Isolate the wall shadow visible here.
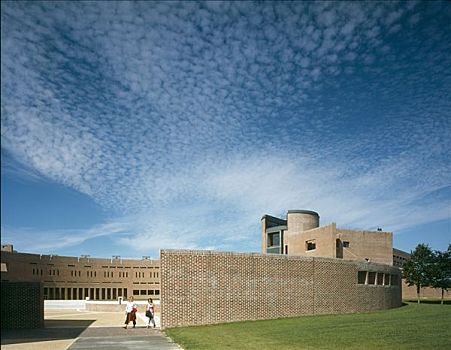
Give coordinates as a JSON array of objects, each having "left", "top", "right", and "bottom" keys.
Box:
[
  {"left": 1, "top": 319, "right": 95, "bottom": 345},
  {"left": 403, "top": 299, "right": 451, "bottom": 305}
]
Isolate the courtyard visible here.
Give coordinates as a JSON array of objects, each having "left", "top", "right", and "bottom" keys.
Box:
[{"left": 1, "top": 308, "right": 178, "bottom": 350}]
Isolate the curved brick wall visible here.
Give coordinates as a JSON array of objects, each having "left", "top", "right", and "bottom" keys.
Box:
[
  {"left": 287, "top": 210, "right": 319, "bottom": 232},
  {"left": 160, "top": 250, "right": 402, "bottom": 329}
]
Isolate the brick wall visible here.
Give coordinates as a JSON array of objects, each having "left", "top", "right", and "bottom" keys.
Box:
[
  {"left": 160, "top": 250, "right": 402, "bottom": 329},
  {"left": 1, "top": 282, "right": 44, "bottom": 329},
  {"left": 402, "top": 280, "right": 451, "bottom": 299}
]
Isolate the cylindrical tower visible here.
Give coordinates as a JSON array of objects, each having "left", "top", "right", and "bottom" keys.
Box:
[{"left": 287, "top": 210, "right": 320, "bottom": 232}]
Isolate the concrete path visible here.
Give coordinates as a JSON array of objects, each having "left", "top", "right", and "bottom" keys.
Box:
[
  {"left": 1, "top": 309, "right": 180, "bottom": 350},
  {"left": 68, "top": 328, "right": 180, "bottom": 350}
]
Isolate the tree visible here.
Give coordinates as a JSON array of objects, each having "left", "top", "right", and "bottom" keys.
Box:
[
  {"left": 402, "top": 244, "right": 435, "bottom": 304},
  {"left": 429, "top": 245, "right": 451, "bottom": 304}
]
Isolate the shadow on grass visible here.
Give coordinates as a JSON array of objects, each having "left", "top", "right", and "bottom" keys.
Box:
[
  {"left": 403, "top": 299, "right": 451, "bottom": 305},
  {"left": 1, "top": 319, "right": 95, "bottom": 345}
]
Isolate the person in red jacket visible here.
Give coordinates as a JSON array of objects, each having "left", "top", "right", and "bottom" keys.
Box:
[{"left": 123, "top": 296, "right": 137, "bottom": 329}]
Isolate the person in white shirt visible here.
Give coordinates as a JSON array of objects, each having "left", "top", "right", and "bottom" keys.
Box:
[
  {"left": 123, "top": 296, "right": 137, "bottom": 329},
  {"left": 146, "top": 297, "right": 156, "bottom": 328}
]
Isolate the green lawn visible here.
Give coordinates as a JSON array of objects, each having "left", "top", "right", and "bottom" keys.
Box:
[{"left": 165, "top": 302, "right": 451, "bottom": 349}]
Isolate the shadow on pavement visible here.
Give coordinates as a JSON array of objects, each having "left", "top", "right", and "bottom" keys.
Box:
[{"left": 1, "top": 319, "right": 95, "bottom": 345}]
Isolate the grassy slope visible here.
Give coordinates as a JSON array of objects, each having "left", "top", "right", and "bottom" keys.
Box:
[{"left": 166, "top": 302, "right": 451, "bottom": 350}]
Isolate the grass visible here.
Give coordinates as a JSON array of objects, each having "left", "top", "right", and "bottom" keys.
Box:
[{"left": 165, "top": 302, "right": 451, "bottom": 349}]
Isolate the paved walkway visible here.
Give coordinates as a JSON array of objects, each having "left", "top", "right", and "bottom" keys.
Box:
[{"left": 1, "top": 309, "right": 180, "bottom": 350}]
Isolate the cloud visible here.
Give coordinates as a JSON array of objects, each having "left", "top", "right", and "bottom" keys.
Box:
[
  {"left": 1, "top": 1, "right": 450, "bottom": 255},
  {"left": 1, "top": 221, "right": 131, "bottom": 253}
]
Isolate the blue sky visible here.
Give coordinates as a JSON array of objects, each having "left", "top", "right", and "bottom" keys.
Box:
[{"left": 1, "top": 1, "right": 450, "bottom": 259}]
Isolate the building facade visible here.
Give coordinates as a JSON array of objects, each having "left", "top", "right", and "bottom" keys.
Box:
[
  {"left": 393, "top": 248, "right": 411, "bottom": 268},
  {"left": 262, "top": 210, "right": 393, "bottom": 265},
  {"left": 0, "top": 245, "right": 160, "bottom": 301}
]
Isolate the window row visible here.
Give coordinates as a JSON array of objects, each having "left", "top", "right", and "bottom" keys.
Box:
[
  {"left": 32, "top": 268, "right": 43, "bottom": 275},
  {"left": 43, "top": 287, "right": 129, "bottom": 300},
  {"left": 32, "top": 268, "right": 59, "bottom": 276},
  {"left": 132, "top": 289, "right": 160, "bottom": 296},
  {"left": 32, "top": 268, "right": 159, "bottom": 279},
  {"left": 78, "top": 265, "right": 159, "bottom": 269},
  {"left": 135, "top": 272, "right": 159, "bottom": 278},
  {"left": 357, "top": 271, "right": 399, "bottom": 286}
]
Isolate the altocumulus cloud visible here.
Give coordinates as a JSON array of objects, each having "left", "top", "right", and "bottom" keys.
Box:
[{"left": 1, "top": 1, "right": 450, "bottom": 255}]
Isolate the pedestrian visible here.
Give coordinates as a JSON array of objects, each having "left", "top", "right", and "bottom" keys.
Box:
[
  {"left": 123, "top": 296, "right": 137, "bottom": 329},
  {"left": 146, "top": 297, "right": 156, "bottom": 328}
]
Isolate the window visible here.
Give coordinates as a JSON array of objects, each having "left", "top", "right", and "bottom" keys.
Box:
[
  {"left": 306, "top": 240, "right": 316, "bottom": 251},
  {"left": 343, "top": 241, "right": 350, "bottom": 248},
  {"left": 140, "top": 290, "right": 147, "bottom": 295},
  {"left": 358, "top": 271, "right": 367, "bottom": 284},
  {"left": 133, "top": 290, "right": 139, "bottom": 296},
  {"left": 155, "top": 290, "right": 160, "bottom": 295},
  {"left": 368, "top": 272, "right": 376, "bottom": 285},
  {"left": 267, "top": 232, "right": 280, "bottom": 247},
  {"left": 377, "top": 273, "right": 384, "bottom": 285},
  {"left": 148, "top": 290, "right": 154, "bottom": 295},
  {"left": 285, "top": 245, "right": 288, "bottom": 255},
  {"left": 384, "top": 274, "right": 390, "bottom": 285}
]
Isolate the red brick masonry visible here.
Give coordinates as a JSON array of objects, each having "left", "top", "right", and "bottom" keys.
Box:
[{"left": 160, "top": 250, "right": 402, "bottom": 328}]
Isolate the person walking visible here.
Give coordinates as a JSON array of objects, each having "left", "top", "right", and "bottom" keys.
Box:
[
  {"left": 146, "top": 297, "right": 156, "bottom": 328},
  {"left": 123, "top": 296, "right": 137, "bottom": 329}
]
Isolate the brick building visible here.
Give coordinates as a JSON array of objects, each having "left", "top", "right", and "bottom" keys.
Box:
[
  {"left": 0, "top": 245, "right": 160, "bottom": 301},
  {"left": 262, "top": 210, "right": 393, "bottom": 265},
  {"left": 393, "top": 248, "right": 411, "bottom": 268}
]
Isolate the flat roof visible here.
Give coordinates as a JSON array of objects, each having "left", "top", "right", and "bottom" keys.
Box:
[{"left": 287, "top": 210, "right": 319, "bottom": 216}]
